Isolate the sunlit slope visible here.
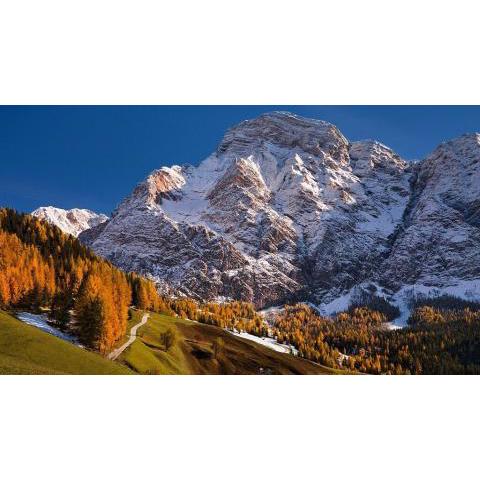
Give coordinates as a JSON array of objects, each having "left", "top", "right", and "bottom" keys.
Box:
[{"left": 120, "top": 311, "right": 343, "bottom": 375}]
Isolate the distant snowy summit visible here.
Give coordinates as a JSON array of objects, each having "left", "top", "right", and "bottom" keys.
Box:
[{"left": 32, "top": 206, "right": 108, "bottom": 237}]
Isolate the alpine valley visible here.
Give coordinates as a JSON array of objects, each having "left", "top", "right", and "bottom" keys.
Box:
[{"left": 3, "top": 110, "right": 479, "bottom": 375}]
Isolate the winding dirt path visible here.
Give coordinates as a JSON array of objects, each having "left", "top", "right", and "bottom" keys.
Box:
[{"left": 108, "top": 313, "right": 149, "bottom": 361}]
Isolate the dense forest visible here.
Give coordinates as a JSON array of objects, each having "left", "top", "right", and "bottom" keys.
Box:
[
  {"left": 168, "top": 298, "right": 269, "bottom": 336},
  {"left": 272, "top": 301, "right": 480, "bottom": 374},
  {"left": 0, "top": 209, "right": 169, "bottom": 353}
]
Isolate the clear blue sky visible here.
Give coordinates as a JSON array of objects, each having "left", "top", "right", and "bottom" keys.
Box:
[{"left": 1, "top": 106, "right": 480, "bottom": 214}]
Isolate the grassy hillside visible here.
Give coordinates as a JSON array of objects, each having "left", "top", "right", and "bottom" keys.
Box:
[
  {"left": 120, "top": 311, "right": 343, "bottom": 374},
  {"left": 0, "top": 310, "right": 132, "bottom": 374},
  {"left": 0, "top": 308, "right": 344, "bottom": 375}
]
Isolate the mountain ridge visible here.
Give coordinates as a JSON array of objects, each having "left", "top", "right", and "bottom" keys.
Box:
[{"left": 38, "top": 111, "right": 480, "bottom": 312}]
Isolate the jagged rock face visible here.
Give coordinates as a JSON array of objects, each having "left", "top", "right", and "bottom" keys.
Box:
[
  {"left": 380, "top": 134, "right": 480, "bottom": 290},
  {"left": 79, "top": 112, "right": 480, "bottom": 307},
  {"left": 307, "top": 140, "right": 412, "bottom": 302},
  {"left": 32, "top": 206, "right": 108, "bottom": 237}
]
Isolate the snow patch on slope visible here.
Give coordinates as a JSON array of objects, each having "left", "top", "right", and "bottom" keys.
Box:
[
  {"left": 16, "top": 312, "right": 80, "bottom": 344},
  {"left": 229, "top": 330, "right": 298, "bottom": 356}
]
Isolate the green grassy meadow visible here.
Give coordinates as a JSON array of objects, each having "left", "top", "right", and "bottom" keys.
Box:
[
  {"left": 120, "top": 311, "right": 342, "bottom": 374},
  {"left": 0, "top": 310, "right": 132, "bottom": 375}
]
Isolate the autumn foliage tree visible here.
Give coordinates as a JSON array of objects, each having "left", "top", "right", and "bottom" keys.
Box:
[
  {"left": 74, "top": 266, "right": 131, "bottom": 353},
  {"left": 128, "top": 273, "right": 174, "bottom": 315},
  {"left": 161, "top": 327, "right": 177, "bottom": 352},
  {"left": 0, "top": 231, "right": 56, "bottom": 308}
]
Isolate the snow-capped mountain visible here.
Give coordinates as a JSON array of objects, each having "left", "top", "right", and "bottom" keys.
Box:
[
  {"left": 378, "top": 133, "right": 480, "bottom": 301},
  {"left": 32, "top": 206, "right": 108, "bottom": 237},
  {"left": 78, "top": 112, "right": 480, "bottom": 309}
]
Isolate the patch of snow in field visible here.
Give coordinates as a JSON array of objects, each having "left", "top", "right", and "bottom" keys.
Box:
[
  {"left": 258, "top": 305, "right": 284, "bottom": 319},
  {"left": 385, "top": 321, "right": 404, "bottom": 330},
  {"left": 229, "top": 330, "right": 298, "bottom": 356},
  {"left": 16, "top": 312, "right": 79, "bottom": 344}
]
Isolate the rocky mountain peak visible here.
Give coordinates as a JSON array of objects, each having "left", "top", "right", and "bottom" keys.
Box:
[
  {"left": 439, "top": 131, "right": 480, "bottom": 152},
  {"left": 78, "top": 114, "right": 480, "bottom": 311},
  {"left": 377, "top": 131, "right": 480, "bottom": 300},
  {"left": 350, "top": 140, "right": 407, "bottom": 174},
  {"left": 115, "top": 165, "right": 186, "bottom": 213},
  {"left": 217, "top": 111, "right": 349, "bottom": 164}
]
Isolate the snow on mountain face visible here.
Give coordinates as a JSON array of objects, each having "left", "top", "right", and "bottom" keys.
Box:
[
  {"left": 32, "top": 206, "right": 108, "bottom": 237},
  {"left": 380, "top": 134, "right": 480, "bottom": 290},
  {"left": 78, "top": 112, "right": 480, "bottom": 308}
]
